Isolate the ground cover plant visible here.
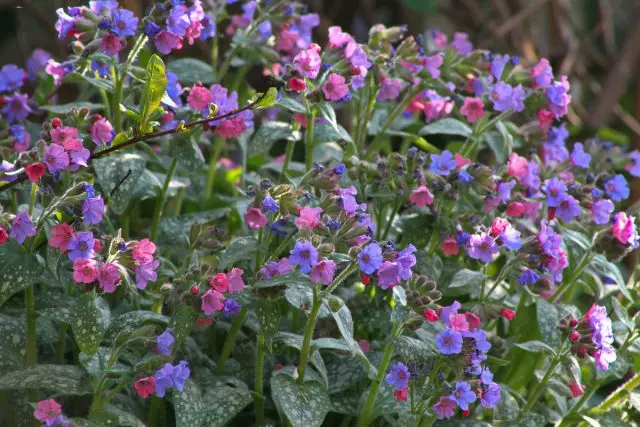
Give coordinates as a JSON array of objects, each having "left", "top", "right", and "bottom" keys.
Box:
[{"left": 0, "top": 1, "right": 640, "bottom": 426}]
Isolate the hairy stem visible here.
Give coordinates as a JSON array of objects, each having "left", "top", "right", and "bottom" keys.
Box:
[
  {"left": 255, "top": 333, "right": 266, "bottom": 426},
  {"left": 215, "top": 306, "right": 248, "bottom": 375}
]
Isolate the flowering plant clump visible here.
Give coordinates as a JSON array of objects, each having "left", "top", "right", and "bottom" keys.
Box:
[{"left": 1, "top": 1, "right": 640, "bottom": 426}]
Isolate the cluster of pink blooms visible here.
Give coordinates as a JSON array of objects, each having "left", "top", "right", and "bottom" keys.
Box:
[{"left": 200, "top": 268, "right": 245, "bottom": 317}]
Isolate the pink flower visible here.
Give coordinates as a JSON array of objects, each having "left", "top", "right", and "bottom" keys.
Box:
[
  {"left": 34, "top": 399, "right": 62, "bottom": 422},
  {"left": 295, "top": 206, "right": 323, "bottom": 229},
  {"left": 49, "top": 223, "right": 74, "bottom": 252},
  {"left": 490, "top": 217, "right": 509, "bottom": 236},
  {"left": 134, "top": 376, "right": 156, "bottom": 399},
  {"left": 185, "top": 21, "right": 202, "bottom": 44},
  {"left": 409, "top": 185, "right": 434, "bottom": 208},
  {"left": 293, "top": 48, "right": 321, "bottom": 79},
  {"left": 440, "top": 237, "right": 459, "bottom": 256},
  {"left": 214, "top": 115, "right": 250, "bottom": 139},
  {"left": 100, "top": 33, "right": 125, "bottom": 56},
  {"left": 50, "top": 126, "right": 78, "bottom": 145},
  {"left": 448, "top": 313, "right": 470, "bottom": 331},
  {"left": 328, "top": 26, "right": 352, "bottom": 49},
  {"left": 132, "top": 239, "right": 156, "bottom": 264},
  {"left": 612, "top": 212, "right": 639, "bottom": 246},
  {"left": 201, "top": 289, "right": 224, "bottom": 315},
  {"left": 506, "top": 153, "right": 529, "bottom": 180},
  {"left": 322, "top": 73, "right": 349, "bottom": 101},
  {"left": 460, "top": 97, "right": 485, "bottom": 123},
  {"left": 506, "top": 201, "right": 525, "bottom": 217},
  {"left": 227, "top": 268, "right": 245, "bottom": 294},
  {"left": 187, "top": 85, "right": 212, "bottom": 111},
  {"left": 73, "top": 258, "right": 99, "bottom": 284},
  {"left": 210, "top": 272, "right": 230, "bottom": 293},
  {"left": 98, "top": 263, "right": 120, "bottom": 293},
  {"left": 244, "top": 207, "right": 267, "bottom": 229},
  {"left": 454, "top": 153, "right": 472, "bottom": 168},
  {"left": 154, "top": 31, "right": 183, "bottom": 55},
  {"left": 358, "top": 339, "right": 370, "bottom": 353},
  {"left": 537, "top": 109, "right": 554, "bottom": 132},
  {"left": 90, "top": 117, "right": 114, "bottom": 146},
  {"left": 309, "top": 259, "right": 337, "bottom": 285},
  {"left": 569, "top": 381, "right": 586, "bottom": 397},
  {"left": 288, "top": 77, "right": 306, "bottom": 92},
  {"left": 45, "top": 59, "right": 66, "bottom": 86}
]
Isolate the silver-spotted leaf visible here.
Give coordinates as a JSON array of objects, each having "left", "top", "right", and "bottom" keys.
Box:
[
  {"left": 93, "top": 153, "right": 146, "bottom": 215},
  {"left": 174, "top": 380, "right": 206, "bottom": 427},
  {"left": 201, "top": 384, "right": 253, "bottom": 427},
  {"left": 271, "top": 375, "right": 331, "bottom": 427},
  {"left": 0, "top": 242, "right": 44, "bottom": 307},
  {"left": 0, "top": 365, "right": 91, "bottom": 395},
  {"left": 72, "top": 293, "right": 111, "bottom": 355}
]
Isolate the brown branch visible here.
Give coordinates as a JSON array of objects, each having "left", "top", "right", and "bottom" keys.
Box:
[{"left": 0, "top": 92, "right": 268, "bottom": 193}]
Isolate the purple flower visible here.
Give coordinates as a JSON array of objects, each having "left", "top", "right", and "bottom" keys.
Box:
[
  {"left": 435, "top": 328, "right": 463, "bottom": 355},
  {"left": 261, "top": 196, "right": 279, "bottom": 213},
  {"left": 27, "top": 49, "right": 51, "bottom": 80},
  {"left": 377, "top": 261, "right": 401, "bottom": 289},
  {"left": 172, "top": 360, "right": 190, "bottom": 391},
  {"left": 423, "top": 54, "right": 443, "bottom": 79},
  {"left": 518, "top": 269, "right": 539, "bottom": 286},
  {"left": 90, "top": 1, "right": 119, "bottom": 15},
  {"left": 450, "top": 381, "right": 476, "bottom": 410},
  {"left": 223, "top": 299, "right": 241, "bottom": 318},
  {"left": 0, "top": 65, "right": 26, "bottom": 92},
  {"left": 542, "top": 177, "right": 568, "bottom": 207},
  {"left": 166, "top": 5, "right": 190, "bottom": 36},
  {"left": 570, "top": 143, "right": 591, "bottom": 168},
  {"left": 429, "top": 150, "right": 457, "bottom": 176},
  {"left": 156, "top": 328, "right": 175, "bottom": 356},
  {"left": 357, "top": 242, "right": 383, "bottom": 274},
  {"left": 440, "top": 301, "right": 461, "bottom": 323},
  {"left": 67, "top": 231, "right": 95, "bottom": 261},
  {"left": 500, "top": 225, "right": 522, "bottom": 250},
  {"left": 467, "top": 232, "right": 498, "bottom": 263},
  {"left": 260, "top": 258, "right": 293, "bottom": 280},
  {"left": 497, "top": 180, "right": 515, "bottom": 203},
  {"left": 480, "top": 382, "right": 501, "bottom": 408},
  {"left": 605, "top": 174, "right": 629, "bottom": 202},
  {"left": 43, "top": 145, "right": 69, "bottom": 175},
  {"left": 490, "top": 54, "right": 510, "bottom": 80},
  {"left": 512, "top": 84, "right": 526, "bottom": 112},
  {"left": 135, "top": 260, "right": 159, "bottom": 289},
  {"left": 309, "top": 259, "right": 337, "bottom": 285},
  {"left": 490, "top": 82, "right": 514, "bottom": 112},
  {"left": 144, "top": 21, "right": 162, "bottom": 38},
  {"left": 385, "top": 362, "right": 410, "bottom": 390},
  {"left": 556, "top": 195, "right": 581, "bottom": 222},
  {"left": 396, "top": 244, "right": 417, "bottom": 280},
  {"left": 10, "top": 211, "right": 36, "bottom": 244},
  {"left": 154, "top": 31, "right": 182, "bottom": 55},
  {"left": 338, "top": 186, "right": 365, "bottom": 213},
  {"left": 432, "top": 396, "right": 457, "bottom": 420},
  {"left": 201, "top": 13, "right": 217, "bottom": 40},
  {"left": 452, "top": 32, "right": 473, "bottom": 55},
  {"left": 377, "top": 78, "right": 403, "bottom": 102},
  {"left": 627, "top": 151, "right": 640, "bottom": 177},
  {"left": 55, "top": 8, "right": 75, "bottom": 39},
  {"left": 69, "top": 148, "right": 90, "bottom": 172},
  {"left": 591, "top": 199, "right": 614, "bottom": 225},
  {"left": 111, "top": 8, "right": 138, "bottom": 37},
  {"left": 289, "top": 241, "right": 318, "bottom": 274},
  {"left": 480, "top": 368, "right": 494, "bottom": 384},
  {"left": 2, "top": 93, "right": 32, "bottom": 123},
  {"left": 82, "top": 197, "right": 105, "bottom": 225},
  {"left": 154, "top": 363, "right": 174, "bottom": 397}
]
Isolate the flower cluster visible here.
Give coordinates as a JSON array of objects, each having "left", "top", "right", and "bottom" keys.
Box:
[
  {"left": 563, "top": 305, "right": 616, "bottom": 370},
  {"left": 134, "top": 360, "right": 191, "bottom": 398}
]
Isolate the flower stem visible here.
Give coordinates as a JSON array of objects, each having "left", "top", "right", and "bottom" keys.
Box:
[
  {"left": 550, "top": 252, "right": 594, "bottom": 301},
  {"left": 215, "top": 305, "right": 248, "bottom": 375},
  {"left": 589, "top": 372, "right": 640, "bottom": 415},
  {"left": 150, "top": 157, "right": 178, "bottom": 242},
  {"left": 558, "top": 378, "right": 605, "bottom": 426},
  {"left": 357, "top": 323, "right": 400, "bottom": 427},
  {"left": 25, "top": 284, "right": 37, "bottom": 402},
  {"left": 305, "top": 110, "right": 316, "bottom": 173},
  {"left": 280, "top": 138, "right": 297, "bottom": 183},
  {"left": 297, "top": 285, "right": 321, "bottom": 384},
  {"left": 204, "top": 137, "right": 224, "bottom": 201},
  {"left": 255, "top": 333, "right": 266, "bottom": 426},
  {"left": 518, "top": 352, "right": 562, "bottom": 420},
  {"left": 147, "top": 396, "right": 165, "bottom": 427}
]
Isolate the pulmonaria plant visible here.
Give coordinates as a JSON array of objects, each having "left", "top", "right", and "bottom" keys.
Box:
[{"left": 0, "top": 1, "right": 639, "bottom": 427}]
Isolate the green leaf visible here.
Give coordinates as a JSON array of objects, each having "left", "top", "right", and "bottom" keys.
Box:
[
  {"left": 284, "top": 285, "right": 331, "bottom": 317},
  {"left": 88, "top": 405, "right": 144, "bottom": 427},
  {"left": 271, "top": 374, "right": 331, "bottom": 427},
  {"left": 201, "top": 384, "right": 253, "bottom": 427},
  {"left": 75, "top": 73, "right": 114, "bottom": 92},
  {"left": 391, "top": 336, "right": 436, "bottom": 362},
  {"left": 537, "top": 298, "right": 561, "bottom": 346},
  {"left": 254, "top": 87, "right": 279, "bottom": 109},
  {"left": 255, "top": 271, "right": 311, "bottom": 288},
  {"left": 172, "top": 136, "right": 205, "bottom": 178},
  {"left": 495, "top": 121, "right": 513, "bottom": 161},
  {"left": 325, "top": 296, "right": 358, "bottom": 352},
  {"left": 219, "top": 237, "right": 258, "bottom": 270},
  {"left": 326, "top": 356, "right": 368, "bottom": 394},
  {"left": 93, "top": 153, "right": 146, "bottom": 215},
  {"left": 368, "top": 383, "right": 410, "bottom": 419},
  {"left": 158, "top": 209, "right": 229, "bottom": 246},
  {"left": 0, "top": 365, "right": 91, "bottom": 395},
  {"left": 72, "top": 293, "right": 111, "bottom": 355},
  {"left": 317, "top": 102, "right": 353, "bottom": 142},
  {"left": 611, "top": 297, "right": 632, "bottom": 330},
  {"left": 276, "top": 97, "right": 306, "bottom": 114},
  {"left": 419, "top": 118, "right": 472, "bottom": 137},
  {"left": 174, "top": 380, "right": 206, "bottom": 427},
  {"left": 166, "top": 58, "right": 215, "bottom": 84},
  {"left": 0, "top": 242, "right": 45, "bottom": 307},
  {"left": 107, "top": 311, "right": 169, "bottom": 338},
  {"left": 171, "top": 305, "right": 198, "bottom": 350},
  {"left": 514, "top": 340, "right": 555, "bottom": 355},
  {"left": 139, "top": 54, "right": 167, "bottom": 132},
  {"left": 40, "top": 102, "right": 103, "bottom": 114},
  {"left": 591, "top": 254, "right": 632, "bottom": 302},
  {"left": 249, "top": 121, "right": 294, "bottom": 156},
  {"left": 255, "top": 299, "right": 281, "bottom": 351},
  {"left": 560, "top": 226, "right": 592, "bottom": 251},
  {"left": 449, "top": 268, "right": 485, "bottom": 289}
]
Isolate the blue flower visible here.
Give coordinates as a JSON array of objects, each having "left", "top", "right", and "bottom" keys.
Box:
[
  {"left": 111, "top": 8, "right": 139, "bottom": 38},
  {"left": 82, "top": 197, "right": 105, "bottom": 225},
  {"left": 396, "top": 244, "right": 417, "bottom": 280},
  {"left": 156, "top": 328, "right": 175, "bottom": 356},
  {"left": 591, "top": 199, "right": 614, "bottom": 225},
  {"left": 435, "top": 328, "right": 463, "bottom": 355},
  {"left": 333, "top": 163, "right": 346, "bottom": 176},
  {"left": 154, "top": 363, "right": 174, "bottom": 397},
  {"left": 0, "top": 64, "right": 25, "bottom": 92},
  {"left": 556, "top": 195, "right": 581, "bottom": 222},
  {"left": 490, "top": 82, "right": 514, "bottom": 112},
  {"left": 67, "top": 231, "right": 95, "bottom": 261},
  {"left": 480, "top": 382, "right": 501, "bottom": 408},
  {"left": 172, "top": 360, "right": 190, "bottom": 391},
  {"left": 518, "top": 269, "right": 539, "bottom": 286},
  {"left": 261, "top": 196, "right": 279, "bottom": 213},
  {"left": 570, "top": 143, "right": 591, "bottom": 168},
  {"left": 224, "top": 299, "right": 241, "bottom": 318},
  {"left": 269, "top": 219, "right": 288, "bottom": 237},
  {"left": 458, "top": 170, "right": 474, "bottom": 183},
  {"left": 497, "top": 180, "right": 515, "bottom": 203},
  {"left": 9, "top": 211, "right": 36, "bottom": 244},
  {"left": 385, "top": 362, "right": 410, "bottom": 390},
  {"left": 289, "top": 241, "right": 318, "bottom": 274},
  {"left": 490, "top": 54, "right": 510, "bottom": 80},
  {"left": 605, "top": 174, "right": 629, "bottom": 202},
  {"left": 327, "top": 220, "right": 342, "bottom": 233},
  {"left": 542, "top": 177, "right": 568, "bottom": 207},
  {"left": 500, "top": 225, "right": 522, "bottom": 250},
  {"left": 429, "top": 150, "right": 457, "bottom": 176},
  {"left": 449, "top": 381, "right": 477, "bottom": 410},
  {"left": 144, "top": 21, "right": 161, "bottom": 38},
  {"left": 357, "top": 242, "right": 383, "bottom": 275}
]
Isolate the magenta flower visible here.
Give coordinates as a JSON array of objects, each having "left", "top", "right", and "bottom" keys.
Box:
[
  {"left": 328, "top": 26, "right": 352, "bottom": 49},
  {"left": 506, "top": 152, "right": 529, "bottom": 180},
  {"left": 245, "top": 207, "right": 268, "bottom": 229},
  {"left": 49, "top": 223, "right": 74, "bottom": 252},
  {"left": 132, "top": 239, "right": 156, "bottom": 264},
  {"left": 293, "top": 47, "right": 321, "bottom": 79},
  {"left": 98, "top": 262, "right": 120, "bottom": 293},
  {"left": 612, "top": 212, "right": 639, "bottom": 247},
  {"left": 377, "top": 78, "right": 403, "bottom": 102},
  {"left": 432, "top": 396, "right": 457, "bottom": 419},
  {"left": 154, "top": 31, "right": 183, "bottom": 55},
  {"left": 423, "top": 54, "right": 443, "bottom": 79},
  {"left": 409, "top": 184, "right": 434, "bottom": 207},
  {"left": 90, "top": 117, "right": 114, "bottom": 146},
  {"left": 72, "top": 258, "right": 99, "bottom": 284},
  {"left": 187, "top": 85, "right": 213, "bottom": 111},
  {"left": 33, "top": 399, "right": 62, "bottom": 423},
  {"left": 99, "top": 33, "right": 124, "bottom": 56},
  {"left": 322, "top": 73, "right": 349, "bottom": 101},
  {"left": 460, "top": 97, "right": 485, "bottom": 123},
  {"left": 309, "top": 259, "right": 337, "bottom": 285},
  {"left": 227, "top": 268, "right": 245, "bottom": 294},
  {"left": 201, "top": 289, "right": 224, "bottom": 315},
  {"left": 10, "top": 211, "right": 36, "bottom": 244}
]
